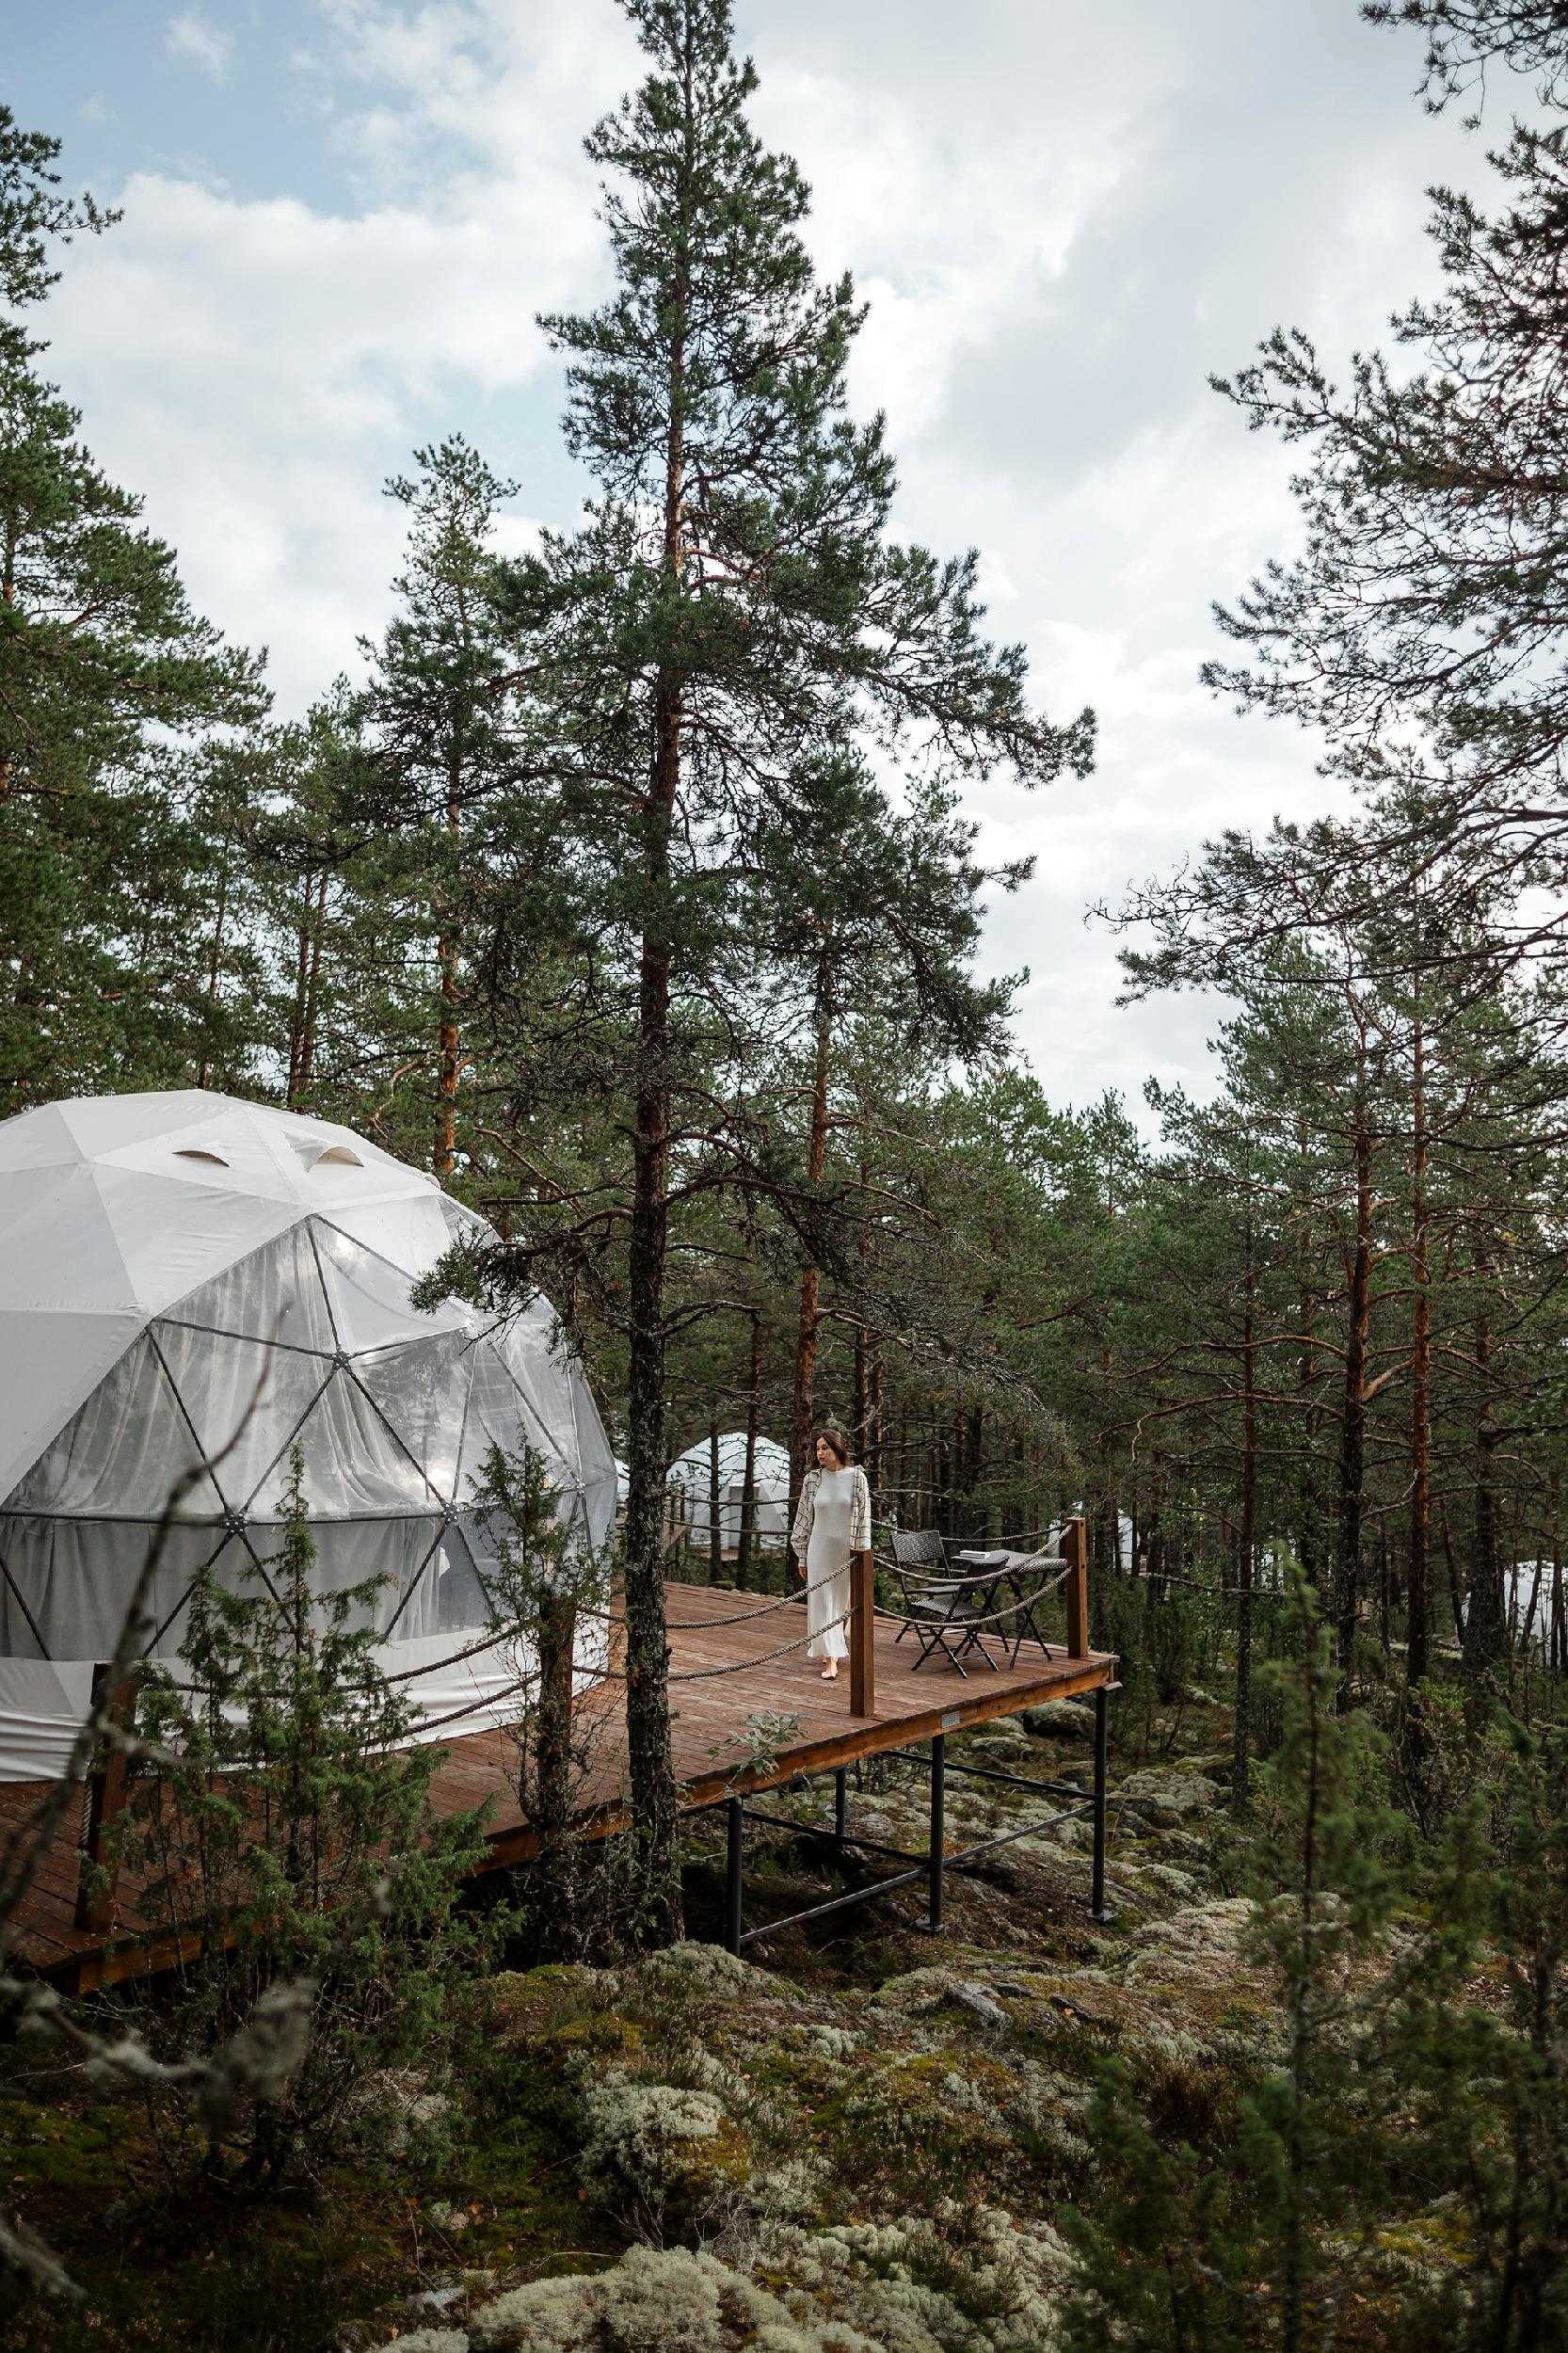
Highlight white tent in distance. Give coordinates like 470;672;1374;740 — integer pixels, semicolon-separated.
665;1432;791;1552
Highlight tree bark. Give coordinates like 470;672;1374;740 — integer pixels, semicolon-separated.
1550;1477;1564;1677
622;676;682;1942
286;872;328;1108
433;754;462;1181
1334;1095;1373;1695
737;1315;760;1591
197;860;230;1094
790;973;832;1510
618;172;692;1935
868;1350;884;1513
1406;1011;1432;1714
1464;1305;1504;1687
1233;1253;1257;1813
708;1415;722;1585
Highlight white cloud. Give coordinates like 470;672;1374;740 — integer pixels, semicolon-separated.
35;0;1529;1118
164;11;235;82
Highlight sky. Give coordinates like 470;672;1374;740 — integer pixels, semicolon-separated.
8;0;1528;1123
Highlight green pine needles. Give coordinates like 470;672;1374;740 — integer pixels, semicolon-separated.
467;1438;625;1958
106;1449;491;2188
1061;1577;1568;2353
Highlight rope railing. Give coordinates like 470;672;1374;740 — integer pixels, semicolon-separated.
880;1550;1065;1586
379;1525;1085;1721
586;1602;855;1682
879;1567;1071;1637
390;1556;1072;1701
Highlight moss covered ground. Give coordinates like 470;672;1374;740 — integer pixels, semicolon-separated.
0;1705;1447;2351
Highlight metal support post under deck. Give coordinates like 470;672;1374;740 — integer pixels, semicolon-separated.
917;1733;946;1933
725;1797;744;1955
1089;1684;1112;1923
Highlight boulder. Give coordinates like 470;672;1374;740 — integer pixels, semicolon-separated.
1126;1860;1201;1904
945;1980;1011;2030
1117;1769;1219;1829
1020;1698;1095;1738
968;1730;1032;1766
468;2243;885;2353
1155;1828;1213;1866
1126;1897;1257;1992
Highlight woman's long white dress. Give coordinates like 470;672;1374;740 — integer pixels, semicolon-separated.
791;1465;872;1662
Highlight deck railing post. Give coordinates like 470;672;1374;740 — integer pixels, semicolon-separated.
1089;1683;1112;1923
849;1548;876;1717
1064;1515;1090;1659
918;1733;946;1934
725;1795;744;1956
75;1665;134;1936
606;1578;628;1679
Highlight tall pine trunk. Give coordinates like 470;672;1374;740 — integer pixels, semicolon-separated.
1550;1478;1564;1676
618;202;691;1933
1334;1096;1372;1693
287;873;328;1107
433;755;462;1180
737;1315;760;1591
1406;1011;1432;1703
1464;1304;1504;1687
790;972;832;1505
622;680;681;1941
197;860;230;1092
1233;1251;1257;1812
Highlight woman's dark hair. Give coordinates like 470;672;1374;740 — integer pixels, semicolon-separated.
815;1427;853;1466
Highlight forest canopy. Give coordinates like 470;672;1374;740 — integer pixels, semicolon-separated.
2;4;1568;2350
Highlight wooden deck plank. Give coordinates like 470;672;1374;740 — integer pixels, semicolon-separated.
0;1583;1114;1982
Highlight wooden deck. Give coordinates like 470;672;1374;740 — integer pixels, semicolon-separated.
0;1581;1115;1988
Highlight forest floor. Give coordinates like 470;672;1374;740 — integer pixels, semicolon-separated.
0;1694;1394;2353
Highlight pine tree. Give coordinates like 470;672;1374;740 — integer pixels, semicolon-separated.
359;437;551;1178
0;109;265;1097
1205;4;1568;953
113;1451;489;2185
1062;1581;1410;2353
472;0;1092;1938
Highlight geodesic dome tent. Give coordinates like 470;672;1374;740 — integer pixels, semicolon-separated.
666;1433;791;1549
0;1092;616;1778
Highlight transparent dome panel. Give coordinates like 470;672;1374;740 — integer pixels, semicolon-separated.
296;1371;447;1517
312;1221;470;1357
435;1521;491;1634
159;1223;338;1355
4;1334;227;1522
351;1331;477;1506
242;1514;445;1641
152;1325;330;1517
454;1339;572;1509
492;1303;584;1481
0;1515;236;1664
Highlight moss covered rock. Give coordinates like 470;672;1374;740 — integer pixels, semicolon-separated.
468;2243;883;2351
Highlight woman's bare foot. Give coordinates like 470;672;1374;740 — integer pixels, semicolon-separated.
820;1662;839;1681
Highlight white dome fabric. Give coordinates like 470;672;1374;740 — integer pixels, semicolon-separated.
0;1092;617;1779
666;1433;790;1547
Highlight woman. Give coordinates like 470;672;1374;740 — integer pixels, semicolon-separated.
791;1428;872;1682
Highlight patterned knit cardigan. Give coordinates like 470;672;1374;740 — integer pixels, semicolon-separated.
790;1465;872;1557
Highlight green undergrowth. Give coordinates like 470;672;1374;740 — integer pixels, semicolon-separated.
3;1703;1526;2351
0;1714;1160;2351
0;2004;624;2353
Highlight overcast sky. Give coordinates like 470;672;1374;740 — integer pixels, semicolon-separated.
9;2;1525;1122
